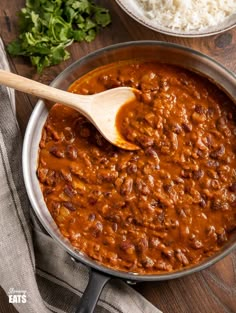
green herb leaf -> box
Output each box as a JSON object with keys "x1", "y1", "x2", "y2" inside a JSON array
[{"x1": 7, "y1": 0, "x2": 111, "y2": 73}]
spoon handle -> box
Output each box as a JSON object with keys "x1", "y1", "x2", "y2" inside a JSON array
[{"x1": 0, "y1": 69, "x2": 92, "y2": 114}]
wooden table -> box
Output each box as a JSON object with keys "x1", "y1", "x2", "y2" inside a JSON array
[{"x1": 0, "y1": 1, "x2": 236, "y2": 312}]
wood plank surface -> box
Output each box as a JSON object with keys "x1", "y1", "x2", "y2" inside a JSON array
[{"x1": 0, "y1": 1, "x2": 236, "y2": 313}]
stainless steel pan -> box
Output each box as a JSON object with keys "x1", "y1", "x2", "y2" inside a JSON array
[{"x1": 22, "y1": 41, "x2": 236, "y2": 313}]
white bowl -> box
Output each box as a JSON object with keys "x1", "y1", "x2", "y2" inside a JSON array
[{"x1": 115, "y1": 0, "x2": 236, "y2": 37}]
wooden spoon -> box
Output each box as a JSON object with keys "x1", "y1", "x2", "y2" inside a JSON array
[{"x1": 0, "y1": 69, "x2": 139, "y2": 150}]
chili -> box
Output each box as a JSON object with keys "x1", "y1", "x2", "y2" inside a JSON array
[{"x1": 37, "y1": 61, "x2": 236, "y2": 274}]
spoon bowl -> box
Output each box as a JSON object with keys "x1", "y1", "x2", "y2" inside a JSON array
[{"x1": 0, "y1": 69, "x2": 139, "y2": 150}]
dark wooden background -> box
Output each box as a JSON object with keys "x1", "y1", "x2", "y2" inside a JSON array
[{"x1": 0, "y1": 1, "x2": 236, "y2": 312}]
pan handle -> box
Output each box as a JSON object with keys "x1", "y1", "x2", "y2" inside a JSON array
[{"x1": 75, "y1": 269, "x2": 111, "y2": 313}]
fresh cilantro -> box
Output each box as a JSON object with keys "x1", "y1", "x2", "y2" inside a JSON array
[{"x1": 7, "y1": 0, "x2": 111, "y2": 72}]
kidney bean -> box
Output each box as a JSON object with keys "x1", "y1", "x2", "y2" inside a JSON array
[
  {"x1": 144, "y1": 112, "x2": 156, "y2": 127},
  {"x1": 141, "y1": 256, "x2": 155, "y2": 268},
  {"x1": 145, "y1": 147, "x2": 159, "y2": 159},
  {"x1": 120, "y1": 241, "x2": 135, "y2": 255},
  {"x1": 229, "y1": 182, "x2": 236, "y2": 192},
  {"x1": 88, "y1": 190, "x2": 102, "y2": 205},
  {"x1": 216, "y1": 116, "x2": 227, "y2": 130},
  {"x1": 112, "y1": 223, "x2": 118, "y2": 232},
  {"x1": 66, "y1": 145, "x2": 78, "y2": 160},
  {"x1": 175, "y1": 249, "x2": 189, "y2": 266},
  {"x1": 192, "y1": 169, "x2": 204, "y2": 180},
  {"x1": 127, "y1": 163, "x2": 138, "y2": 174},
  {"x1": 199, "y1": 198, "x2": 207, "y2": 208},
  {"x1": 217, "y1": 229, "x2": 228, "y2": 244},
  {"x1": 207, "y1": 160, "x2": 220, "y2": 168},
  {"x1": 157, "y1": 211, "x2": 165, "y2": 223},
  {"x1": 163, "y1": 184, "x2": 172, "y2": 193},
  {"x1": 170, "y1": 123, "x2": 182, "y2": 134},
  {"x1": 46, "y1": 170, "x2": 57, "y2": 186},
  {"x1": 60, "y1": 169, "x2": 72, "y2": 182},
  {"x1": 210, "y1": 144, "x2": 225, "y2": 159},
  {"x1": 136, "y1": 178, "x2": 150, "y2": 195},
  {"x1": 136, "y1": 237, "x2": 149, "y2": 254},
  {"x1": 63, "y1": 201, "x2": 76, "y2": 211},
  {"x1": 137, "y1": 134, "x2": 154, "y2": 148},
  {"x1": 87, "y1": 213, "x2": 96, "y2": 222},
  {"x1": 174, "y1": 177, "x2": 184, "y2": 184},
  {"x1": 99, "y1": 74, "x2": 122, "y2": 89},
  {"x1": 106, "y1": 214, "x2": 121, "y2": 223},
  {"x1": 155, "y1": 260, "x2": 172, "y2": 271},
  {"x1": 51, "y1": 201, "x2": 60, "y2": 212},
  {"x1": 211, "y1": 199, "x2": 228, "y2": 211},
  {"x1": 49, "y1": 146, "x2": 65, "y2": 158},
  {"x1": 182, "y1": 122, "x2": 192, "y2": 132},
  {"x1": 181, "y1": 169, "x2": 192, "y2": 178},
  {"x1": 43, "y1": 187, "x2": 55, "y2": 195},
  {"x1": 64, "y1": 185, "x2": 77, "y2": 198},
  {"x1": 45, "y1": 124, "x2": 61, "y2": 141},
  {"x1": 37, "y1": 168, "x2": 49, "y2": 183},
  {"x1": 120, "y1": 177, "x2": 133, "y2": 196},
  {"x1": 162, "y1": 247, "x2": 174, "y2": 259},
  {"x1": 146, "y1": 175, "x2": 154, "y2": 188},
  {"x1": 91, "y1": 222, "x2": 103, "y2": 238},
  {"x1": 98, "y1": 169, "x2": 118, "y2": 183}
]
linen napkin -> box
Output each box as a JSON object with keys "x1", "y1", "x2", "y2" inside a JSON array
[{"x1": 0, "y1": 37, "x2": 162, "y2": 313}]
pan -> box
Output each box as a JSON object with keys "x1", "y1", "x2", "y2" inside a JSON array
[{"x1": 22, "y1": 41, "x2": 236, "y2": 313}]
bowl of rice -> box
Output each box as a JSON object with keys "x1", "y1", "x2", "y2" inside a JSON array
[{"x1": 115, "y1": 0, "x2": 236, "y2": 37}]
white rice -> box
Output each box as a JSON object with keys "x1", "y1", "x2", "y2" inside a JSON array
[{"x1": 135, "y1": 0, "x2": 236, "y2": 31}]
